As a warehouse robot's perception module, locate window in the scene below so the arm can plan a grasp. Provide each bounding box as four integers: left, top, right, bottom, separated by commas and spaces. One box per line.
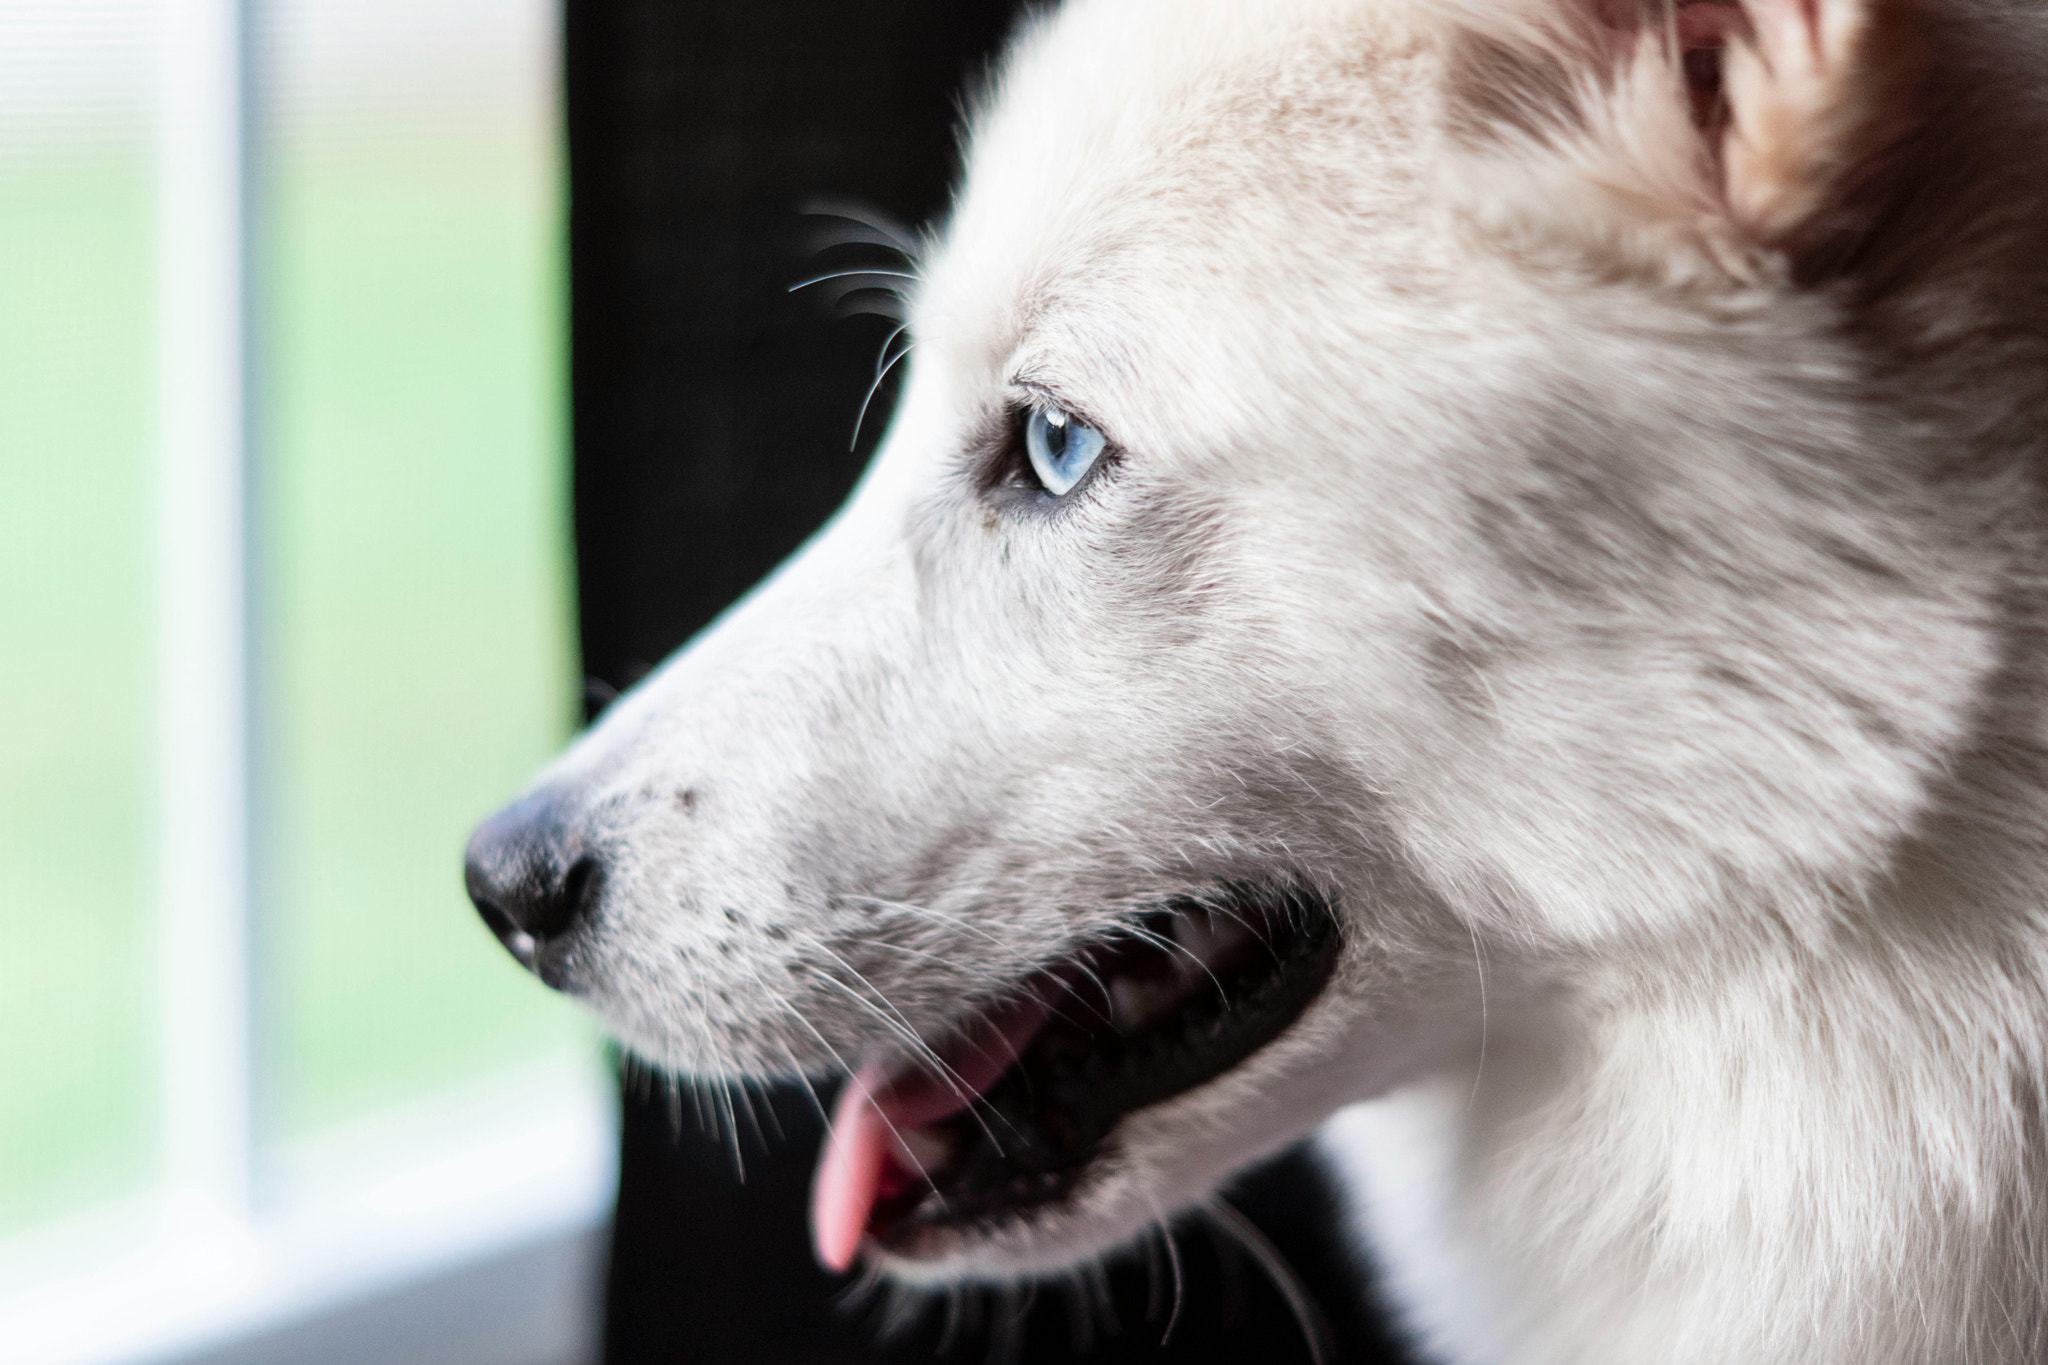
0, 2, 609, 1360
0, 0, 161, 1243
261, 0, 584, 1143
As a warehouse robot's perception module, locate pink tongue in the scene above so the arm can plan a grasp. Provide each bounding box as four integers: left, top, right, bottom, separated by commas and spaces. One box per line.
811, 1065, 895, 1275
809, 991, 1053, 1272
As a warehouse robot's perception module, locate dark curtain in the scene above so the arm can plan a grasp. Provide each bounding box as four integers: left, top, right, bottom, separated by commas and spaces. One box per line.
563, 3, 1418, 1361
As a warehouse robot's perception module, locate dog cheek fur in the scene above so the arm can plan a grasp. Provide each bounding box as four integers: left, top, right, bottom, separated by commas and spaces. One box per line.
1215, 290, 2001, 953
1400, 374, 2002, 949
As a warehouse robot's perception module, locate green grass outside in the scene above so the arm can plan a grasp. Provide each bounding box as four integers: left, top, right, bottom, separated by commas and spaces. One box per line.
0, 141, 161, 1235
264, 122, 592, 1135
0, 117, 589, 1238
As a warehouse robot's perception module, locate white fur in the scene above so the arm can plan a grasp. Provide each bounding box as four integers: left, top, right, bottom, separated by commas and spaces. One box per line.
497, 0, 2048, 1358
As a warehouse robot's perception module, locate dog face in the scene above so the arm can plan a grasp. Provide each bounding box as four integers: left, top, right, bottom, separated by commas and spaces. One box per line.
470, 0, 2016, 1284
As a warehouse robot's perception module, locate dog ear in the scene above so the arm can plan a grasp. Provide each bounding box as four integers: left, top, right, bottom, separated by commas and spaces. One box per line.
1438, 0, 1929, 279
1714, 0, 1915, 248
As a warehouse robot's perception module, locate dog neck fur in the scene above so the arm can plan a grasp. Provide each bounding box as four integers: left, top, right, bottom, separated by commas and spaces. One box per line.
1312, 3, 2048, 1362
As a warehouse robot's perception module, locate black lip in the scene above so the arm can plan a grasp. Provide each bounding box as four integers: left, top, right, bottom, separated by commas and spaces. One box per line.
871, 884, 1339, 1248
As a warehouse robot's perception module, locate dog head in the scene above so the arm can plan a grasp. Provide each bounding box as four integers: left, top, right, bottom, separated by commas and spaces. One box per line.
468, 0, 2042, 1283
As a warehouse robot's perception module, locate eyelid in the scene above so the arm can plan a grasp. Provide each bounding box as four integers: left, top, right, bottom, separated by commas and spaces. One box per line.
1008, 380, 1106, 439
1007, 375, 1066, 412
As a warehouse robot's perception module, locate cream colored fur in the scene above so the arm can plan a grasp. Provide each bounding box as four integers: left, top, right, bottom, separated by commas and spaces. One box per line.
496, 0, 2048, 1358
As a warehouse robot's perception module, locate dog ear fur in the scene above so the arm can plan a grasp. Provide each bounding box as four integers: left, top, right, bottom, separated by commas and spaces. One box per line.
1431, 0, 1928, 282
1718, 0, 1917, 247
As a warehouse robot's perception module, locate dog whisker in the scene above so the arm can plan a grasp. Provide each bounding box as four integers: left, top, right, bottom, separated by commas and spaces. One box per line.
845, 934, 1011, 984
839, 895, 1028, 954
834, 295, 907, 323
1110, 919, 1232, 1003
790, 936, 968, 1075
785, 265, 918, 295
739, 1071, 783, 1146
793, 963, 1016, 1158
715, 1075, 748, 1179
1158, 1215, 1188, 1345
933, 1282, 969, 1357
774, 1038, 832, 1125
799, 197, 923, 259
1199, 1198, 1333, 1365
993, 1280, 1035, 1365
803, 222, 915, 258
1468, 920, 1490, 1115
850, 334, 914, 451
869, 320, 911, 377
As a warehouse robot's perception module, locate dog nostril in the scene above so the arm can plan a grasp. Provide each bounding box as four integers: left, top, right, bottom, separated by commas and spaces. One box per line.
543, 854, 601, 941
464, 789, 602, 979
466, 850, 600, 945
562, 856, 596, 916
473, 897, 540, 967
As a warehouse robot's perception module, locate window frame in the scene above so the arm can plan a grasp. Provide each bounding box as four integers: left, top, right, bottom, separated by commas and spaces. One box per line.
0, 2, 611, 1359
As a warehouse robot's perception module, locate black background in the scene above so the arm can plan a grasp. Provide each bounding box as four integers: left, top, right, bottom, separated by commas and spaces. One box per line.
563, 3, 1419, 1360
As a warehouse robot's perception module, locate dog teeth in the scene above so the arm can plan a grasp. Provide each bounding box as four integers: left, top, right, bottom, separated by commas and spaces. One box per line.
1110, 973, 1185, 1032
895, 1125, 955, 1175
1172, 908, 1257, 973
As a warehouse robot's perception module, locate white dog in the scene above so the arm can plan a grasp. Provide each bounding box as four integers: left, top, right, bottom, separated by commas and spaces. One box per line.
466, 0, 2048, 1359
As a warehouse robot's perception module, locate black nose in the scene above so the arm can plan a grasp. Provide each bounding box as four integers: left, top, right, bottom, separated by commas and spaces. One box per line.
464, 788, 601, 983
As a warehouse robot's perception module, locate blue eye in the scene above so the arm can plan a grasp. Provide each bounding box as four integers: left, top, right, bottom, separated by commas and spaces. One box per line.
1024, 406, 1108, 497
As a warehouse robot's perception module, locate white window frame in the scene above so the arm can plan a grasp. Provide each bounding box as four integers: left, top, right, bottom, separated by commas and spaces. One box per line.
0, 2, 613, 1360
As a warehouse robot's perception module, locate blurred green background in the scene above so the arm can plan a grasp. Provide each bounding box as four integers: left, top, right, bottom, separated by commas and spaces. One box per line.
267, 119, 583, 1138
0, 0, 590, 1237
0, 135, 162, 1235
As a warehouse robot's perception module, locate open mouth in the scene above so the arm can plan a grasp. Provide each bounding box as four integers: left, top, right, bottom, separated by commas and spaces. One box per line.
811, 885, 1339, 1270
